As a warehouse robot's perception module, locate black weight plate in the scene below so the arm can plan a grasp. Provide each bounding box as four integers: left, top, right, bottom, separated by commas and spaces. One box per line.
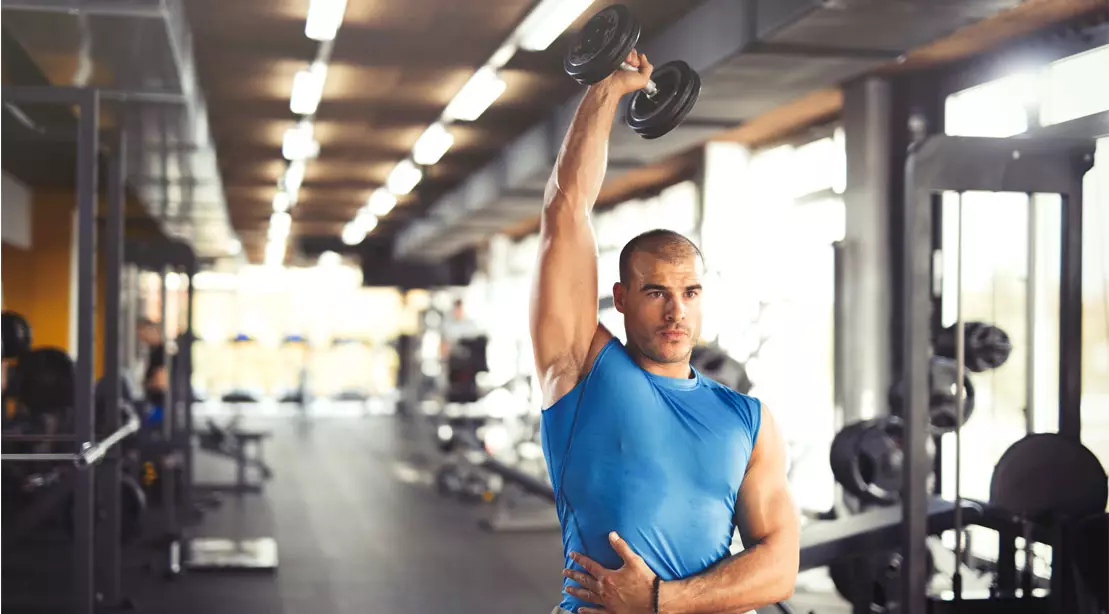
17, 348, 75, 413
830, 420, 873, 502
627, 61, 700, 139
636, 64, 700, 140
935, 321, 1013, 373
989, 433, 1108, 519
888, 356, 976, 434
564, 5, 641, 86
2, 311, 32, 358
830, 549, 934, 609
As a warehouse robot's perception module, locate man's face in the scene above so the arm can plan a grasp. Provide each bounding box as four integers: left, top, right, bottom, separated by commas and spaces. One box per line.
613, 251, 703, 366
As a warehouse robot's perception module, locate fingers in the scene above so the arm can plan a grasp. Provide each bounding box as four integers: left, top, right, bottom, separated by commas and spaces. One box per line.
563, 569, 602, 594
638, 52, 653, 80
566, 585, 602, 605
608, 532, 643, 567
625, 50, 639, 68
570, 552, 609, 577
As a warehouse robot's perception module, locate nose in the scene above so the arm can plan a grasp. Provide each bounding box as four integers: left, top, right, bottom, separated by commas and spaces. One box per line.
666, 297, 686, 322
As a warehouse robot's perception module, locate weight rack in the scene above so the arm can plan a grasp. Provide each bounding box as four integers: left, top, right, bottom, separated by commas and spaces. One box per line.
899, 125, 1098, 614
0, 86, 132, 614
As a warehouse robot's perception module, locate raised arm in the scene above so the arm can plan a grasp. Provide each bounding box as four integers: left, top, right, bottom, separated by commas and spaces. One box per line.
529, 51, 652, 406
659, 405, 800, 613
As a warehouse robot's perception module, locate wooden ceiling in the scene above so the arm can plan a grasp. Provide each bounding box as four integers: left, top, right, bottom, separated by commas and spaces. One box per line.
184, 0, 706, 262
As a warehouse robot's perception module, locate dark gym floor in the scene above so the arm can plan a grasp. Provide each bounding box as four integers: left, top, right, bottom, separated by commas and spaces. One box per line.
123, 403, 848, 614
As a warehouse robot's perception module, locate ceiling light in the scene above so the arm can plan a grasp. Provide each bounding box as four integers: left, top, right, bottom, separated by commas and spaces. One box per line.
227, 238, 242, 255
283, 121, 319, 161
488, 42, 518, 69
284, 160, 307, 194
318, 250, 342, 267
341, 222, 366, 246
442, 67, 506, 122
291, 62, 327, 115
386, 159, 423, 195
367, 188, 397, 216
354, 209, 379, 234
514, 0, 595, 52
273, 191, 291, 213
305, 0, 347, 41
265, 241, 286, 266
270, 211, 292, 236
413, 122, 455, 166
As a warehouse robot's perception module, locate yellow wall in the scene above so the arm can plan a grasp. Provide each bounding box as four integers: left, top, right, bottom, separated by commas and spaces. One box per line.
2, 190, 73, 354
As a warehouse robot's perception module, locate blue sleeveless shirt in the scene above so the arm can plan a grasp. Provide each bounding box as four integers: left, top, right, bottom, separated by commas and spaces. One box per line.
541, 337, 762, 613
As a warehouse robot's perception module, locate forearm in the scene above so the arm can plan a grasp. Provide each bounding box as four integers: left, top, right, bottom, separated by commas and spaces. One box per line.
659, 537, 798, 614
544, 84, 621, 215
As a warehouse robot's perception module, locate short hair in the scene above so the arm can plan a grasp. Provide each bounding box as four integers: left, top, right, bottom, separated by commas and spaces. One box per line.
138, 317, 158, 328
618, 229, 704, 284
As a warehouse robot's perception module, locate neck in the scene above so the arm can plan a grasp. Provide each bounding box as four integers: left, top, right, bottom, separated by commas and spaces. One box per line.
627, 342, 692, 379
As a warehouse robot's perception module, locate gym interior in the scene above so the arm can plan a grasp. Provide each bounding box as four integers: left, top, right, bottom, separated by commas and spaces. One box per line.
2, 1, 1108, 613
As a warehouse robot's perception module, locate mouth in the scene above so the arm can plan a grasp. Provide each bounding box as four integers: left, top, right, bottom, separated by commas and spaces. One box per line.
659, 330, 688, 340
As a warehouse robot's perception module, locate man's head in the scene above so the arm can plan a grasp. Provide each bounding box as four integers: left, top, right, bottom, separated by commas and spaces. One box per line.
613, 229, 704, 368
137, 317, 162, 346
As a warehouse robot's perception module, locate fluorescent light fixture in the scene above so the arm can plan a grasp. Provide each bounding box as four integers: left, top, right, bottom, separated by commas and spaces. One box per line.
488, 42, 518, 69
354, 210, 379, 234
341, 222, 365, 246
367, 188, 397, 216
270, 211, 292, 237
413, 122, 454, 166
265, 241, 286, 266
442, 67, 506, 122
273, 191, 291, 213
284, 160, 307, 194
291, 62, 328, 115
386, 159, 423, 195
283, 121, 319, 161
305, 0, 347, 41
514, 0, 594, 52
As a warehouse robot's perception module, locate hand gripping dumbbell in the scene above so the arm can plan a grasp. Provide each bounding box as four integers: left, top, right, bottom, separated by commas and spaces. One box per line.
563, 4, 701, 140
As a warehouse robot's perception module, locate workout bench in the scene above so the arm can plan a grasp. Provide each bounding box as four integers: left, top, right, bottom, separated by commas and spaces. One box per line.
195, 420, 273, 494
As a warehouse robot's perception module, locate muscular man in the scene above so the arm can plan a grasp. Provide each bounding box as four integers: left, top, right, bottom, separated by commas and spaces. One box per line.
530, 51, 800, 614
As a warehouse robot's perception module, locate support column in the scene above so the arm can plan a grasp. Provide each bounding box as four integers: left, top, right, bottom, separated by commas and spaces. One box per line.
839, 77, 894, 423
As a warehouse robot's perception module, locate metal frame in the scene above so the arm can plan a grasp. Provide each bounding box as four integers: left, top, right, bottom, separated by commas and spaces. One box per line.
901, 134, 1095, 614
0, 84, 96, 614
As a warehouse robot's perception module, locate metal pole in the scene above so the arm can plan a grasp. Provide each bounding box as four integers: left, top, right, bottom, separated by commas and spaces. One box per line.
98, 129, 126, 608
901, 145, 932, 614
1025, 194, 1036, 435
74, 87, 100, 614
1058, 185, 1083, 441
183, 257, 196, 519
161, 265, 177, 541
952, 192, 965, 601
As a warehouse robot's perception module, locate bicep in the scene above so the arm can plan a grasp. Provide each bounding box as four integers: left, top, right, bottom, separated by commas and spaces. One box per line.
529, 198, 601, 388
737, 405, 799, 547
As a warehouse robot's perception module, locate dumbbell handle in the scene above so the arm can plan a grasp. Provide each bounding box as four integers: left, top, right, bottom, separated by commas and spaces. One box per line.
618, 62, 658, 98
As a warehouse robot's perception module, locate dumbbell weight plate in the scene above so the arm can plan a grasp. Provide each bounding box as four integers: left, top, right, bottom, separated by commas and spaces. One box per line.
626, 60, 701, 140
564, 5, 641, 86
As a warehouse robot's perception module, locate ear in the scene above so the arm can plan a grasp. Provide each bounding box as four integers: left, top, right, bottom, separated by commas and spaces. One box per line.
612, 282, 626, 313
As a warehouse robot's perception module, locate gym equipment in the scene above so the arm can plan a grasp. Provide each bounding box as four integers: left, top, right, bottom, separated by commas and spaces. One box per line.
195, 418, 274, 494
564, 4, 701, 140
690, 344, 752, 394
17, 348, 76, 415
934, 321, 1012, 373
888, 356, 976, 434
2, 311, 32, 358
830, 417, 932, 506
829, 548, 936, 612
989, 433, 1107, 519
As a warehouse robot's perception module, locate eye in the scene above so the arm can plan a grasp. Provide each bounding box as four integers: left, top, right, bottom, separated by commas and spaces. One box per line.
647, 291, 664, 299
685, 290, 700, 299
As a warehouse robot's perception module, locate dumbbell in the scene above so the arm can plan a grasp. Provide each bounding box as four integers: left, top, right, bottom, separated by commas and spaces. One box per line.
564, 4, 701, 140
